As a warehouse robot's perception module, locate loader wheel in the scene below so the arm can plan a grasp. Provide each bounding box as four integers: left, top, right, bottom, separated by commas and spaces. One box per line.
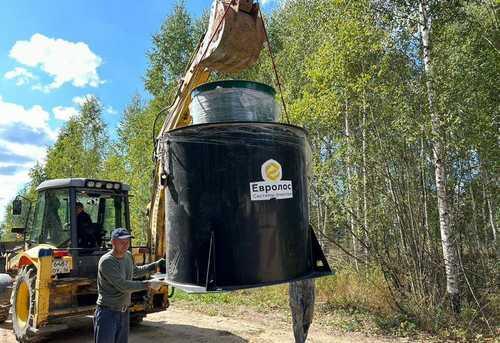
130, 312, 144, 327
11, 267, 36, 342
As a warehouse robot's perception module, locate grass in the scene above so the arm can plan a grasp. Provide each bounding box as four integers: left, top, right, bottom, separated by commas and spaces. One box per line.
171, 283, 290, 313
169, 268, 499, 342
169, 271, 392, 337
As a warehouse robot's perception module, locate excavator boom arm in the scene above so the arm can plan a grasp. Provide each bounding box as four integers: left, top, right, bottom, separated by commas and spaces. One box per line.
150, 0, 265, 259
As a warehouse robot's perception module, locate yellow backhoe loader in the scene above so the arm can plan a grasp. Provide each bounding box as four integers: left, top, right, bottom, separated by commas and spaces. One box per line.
1, 179, 169, 341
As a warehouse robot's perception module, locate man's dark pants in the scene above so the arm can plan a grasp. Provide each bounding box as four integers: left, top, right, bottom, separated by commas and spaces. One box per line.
94, 306, 129, 343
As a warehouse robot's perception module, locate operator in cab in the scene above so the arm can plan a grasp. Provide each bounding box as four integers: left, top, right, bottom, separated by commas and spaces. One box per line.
76, 202, 92, 229
94, 228, 165, 343
76, 202, 94, 247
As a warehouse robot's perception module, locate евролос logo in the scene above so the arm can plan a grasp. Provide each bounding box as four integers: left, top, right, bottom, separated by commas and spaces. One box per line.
250, 159, 293, 201
261, 159, 282, 181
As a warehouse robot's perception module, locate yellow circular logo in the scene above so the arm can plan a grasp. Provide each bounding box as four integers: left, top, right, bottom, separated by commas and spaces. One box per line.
261, 159, 282, 181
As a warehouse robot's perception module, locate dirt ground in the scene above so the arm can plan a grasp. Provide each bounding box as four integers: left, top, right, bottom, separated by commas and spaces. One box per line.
0, 304, 410, 343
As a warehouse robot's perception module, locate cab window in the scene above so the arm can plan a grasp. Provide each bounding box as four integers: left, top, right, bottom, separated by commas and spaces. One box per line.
30, 189, 70, 247
76, 191, 127, 248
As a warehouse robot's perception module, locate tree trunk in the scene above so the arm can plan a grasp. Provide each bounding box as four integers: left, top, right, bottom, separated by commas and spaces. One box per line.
420, 137, 431, 253
362, 93, 369, 263
480, 169, 497, 254
345, 108, 358, 271
470, 183, 488, 270
481, 173, 497, 246
418, 0, 461, 313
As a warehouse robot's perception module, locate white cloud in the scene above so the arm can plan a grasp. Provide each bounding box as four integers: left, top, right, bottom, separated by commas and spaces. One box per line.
0, 97, 63, 223
31, 83, 51, 94
4, 67, 36, 86
0, 96, 49, 131
9, 33, 104, 92
53, 106, 79, 121
0, 139, 47, 162
0, 100, 57, 223
260, 0, 286, 6
0, 162, 31, 168
0, 140, 49, 223
105, 106, 117, 115
72, 94, 94, 106
0, 95, 60, 141
0, 170, 31, 223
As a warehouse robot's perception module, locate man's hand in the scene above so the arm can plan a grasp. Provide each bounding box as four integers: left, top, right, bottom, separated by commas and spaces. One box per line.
147, 280, 163, 291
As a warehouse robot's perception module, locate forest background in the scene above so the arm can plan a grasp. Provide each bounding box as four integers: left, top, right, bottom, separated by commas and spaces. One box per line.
1, 0, 498, 341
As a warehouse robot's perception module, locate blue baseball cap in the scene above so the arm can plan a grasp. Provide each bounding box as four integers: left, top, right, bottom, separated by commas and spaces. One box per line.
111, 228, 133, 240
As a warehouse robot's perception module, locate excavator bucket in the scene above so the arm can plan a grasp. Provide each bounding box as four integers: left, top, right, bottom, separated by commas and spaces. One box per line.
198, 0, 266, 73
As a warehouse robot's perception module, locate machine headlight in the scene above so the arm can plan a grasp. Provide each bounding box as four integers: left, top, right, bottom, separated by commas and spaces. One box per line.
95, 182, 103, 188
105, 183, 113, 189
114, 183, 121, 190
87, 181, 95, 187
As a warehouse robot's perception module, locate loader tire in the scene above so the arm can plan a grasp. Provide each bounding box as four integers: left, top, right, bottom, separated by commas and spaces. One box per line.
130, 312, 145, 327
11, 267, 37, 342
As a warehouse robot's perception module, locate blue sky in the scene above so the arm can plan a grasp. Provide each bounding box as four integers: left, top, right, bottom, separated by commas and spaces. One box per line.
0, 0, 280, 222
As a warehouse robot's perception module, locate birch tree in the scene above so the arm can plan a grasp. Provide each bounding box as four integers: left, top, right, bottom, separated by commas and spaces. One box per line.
418, 0, 460, 312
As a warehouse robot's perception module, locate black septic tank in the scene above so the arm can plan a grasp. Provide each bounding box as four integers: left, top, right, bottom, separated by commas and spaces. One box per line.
158, 121, 331, 292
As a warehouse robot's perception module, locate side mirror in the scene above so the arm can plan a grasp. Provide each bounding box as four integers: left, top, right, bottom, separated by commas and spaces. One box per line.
11, 227, 25, 234
12, 199, 22, 215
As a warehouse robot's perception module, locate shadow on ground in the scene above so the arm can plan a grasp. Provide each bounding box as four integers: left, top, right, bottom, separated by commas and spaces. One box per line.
10, 317, 249, 343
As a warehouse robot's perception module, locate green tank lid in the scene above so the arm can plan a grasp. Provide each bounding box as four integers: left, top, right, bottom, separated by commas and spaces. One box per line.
192, 80, 276, 98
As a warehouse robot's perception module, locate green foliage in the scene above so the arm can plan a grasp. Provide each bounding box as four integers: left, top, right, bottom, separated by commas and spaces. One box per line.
145, 0, 200, 104
103, 95, 155, 244
44, 96, 108, 179
0, 203, 22, 242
